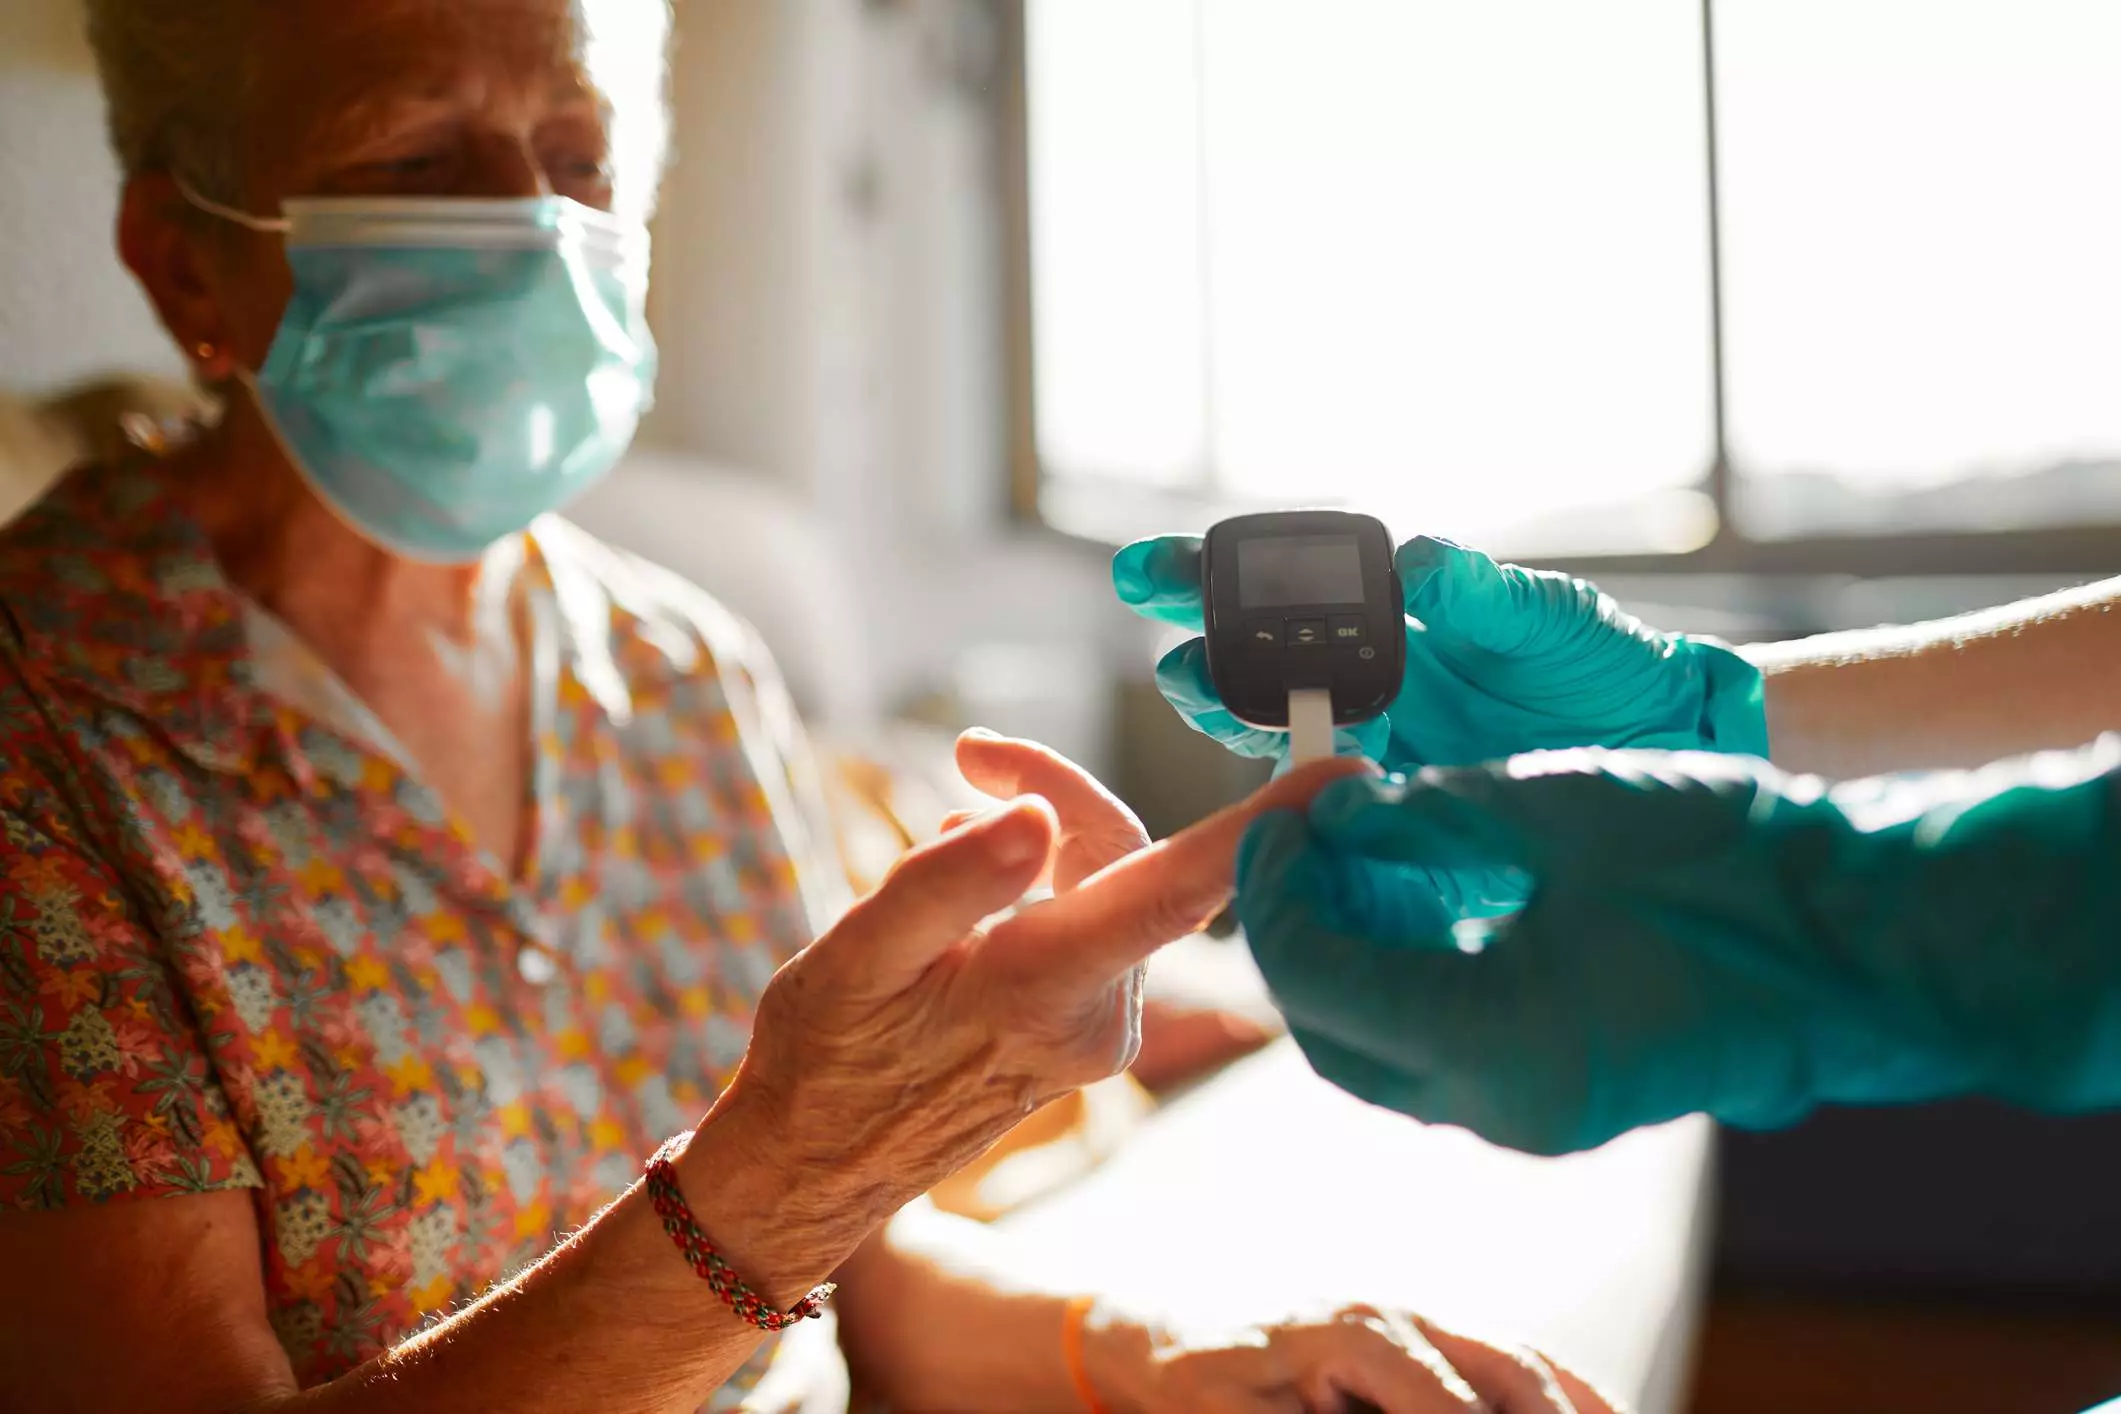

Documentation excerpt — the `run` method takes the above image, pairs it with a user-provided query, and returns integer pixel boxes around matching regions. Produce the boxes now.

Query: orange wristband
[1061,1295,1112,1414]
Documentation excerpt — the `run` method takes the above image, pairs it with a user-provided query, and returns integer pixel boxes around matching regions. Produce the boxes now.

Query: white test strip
[1287,687,1336,765]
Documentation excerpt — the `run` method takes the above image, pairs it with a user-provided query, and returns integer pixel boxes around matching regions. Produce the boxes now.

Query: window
[1019,0,2121,559]
[1718,0,2121,540]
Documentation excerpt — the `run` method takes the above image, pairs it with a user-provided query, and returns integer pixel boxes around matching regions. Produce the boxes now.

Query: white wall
[631,0,1140,769]
[0,0,184,393]
[644,0,1009,535]
[639,1,832,498]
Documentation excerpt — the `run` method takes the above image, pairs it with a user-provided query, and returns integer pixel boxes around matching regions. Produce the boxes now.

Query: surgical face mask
[182,182,658,563]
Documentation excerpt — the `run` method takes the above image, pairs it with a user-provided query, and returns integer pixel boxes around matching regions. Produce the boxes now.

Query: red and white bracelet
[644,1134,838,1332]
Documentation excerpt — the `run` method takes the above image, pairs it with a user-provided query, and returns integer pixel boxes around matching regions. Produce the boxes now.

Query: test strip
[1287,687,1335,765]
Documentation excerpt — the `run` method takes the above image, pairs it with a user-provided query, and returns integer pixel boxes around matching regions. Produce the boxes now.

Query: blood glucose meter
[1200,510,1404,762]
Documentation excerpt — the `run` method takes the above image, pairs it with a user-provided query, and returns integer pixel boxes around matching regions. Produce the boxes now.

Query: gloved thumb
[1111,535,1207,628]
[1396,536,1548,654]
[1306,770,1544,873]
[1318,750,1801,885]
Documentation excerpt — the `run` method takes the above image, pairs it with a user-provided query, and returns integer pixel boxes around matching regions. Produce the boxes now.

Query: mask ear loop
[168,177,289,424]
[172,175,292,234]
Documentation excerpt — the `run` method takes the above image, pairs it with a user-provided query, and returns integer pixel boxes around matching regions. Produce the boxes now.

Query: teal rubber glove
[1235,740,2121,1156]
[1114,534,1769,917]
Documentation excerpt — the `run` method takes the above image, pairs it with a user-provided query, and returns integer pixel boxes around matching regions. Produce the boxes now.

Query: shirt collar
[0,459,668,778]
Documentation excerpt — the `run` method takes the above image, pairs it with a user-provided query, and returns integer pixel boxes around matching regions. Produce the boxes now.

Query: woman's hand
[949,730,1280,1091]
[945,726,1159,894]
[684,740,1369,1305]
[1085,1304,1625,1414]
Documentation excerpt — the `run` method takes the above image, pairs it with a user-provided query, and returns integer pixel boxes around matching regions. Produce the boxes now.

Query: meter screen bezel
[1201,510,1403,730]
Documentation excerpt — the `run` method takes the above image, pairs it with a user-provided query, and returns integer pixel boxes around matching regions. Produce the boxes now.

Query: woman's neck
[180,399,498,653]
[171,397,535,871]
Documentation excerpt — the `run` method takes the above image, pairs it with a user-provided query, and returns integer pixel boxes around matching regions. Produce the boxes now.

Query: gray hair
[82,0,673,216]
[83,0,257,204]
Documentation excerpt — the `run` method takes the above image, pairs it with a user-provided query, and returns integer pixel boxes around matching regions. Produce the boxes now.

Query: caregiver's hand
[1113,535,1768,917]
[699,744,1368,1299]
[1084,1304,1624,1414]
[1236,742,2121,1157]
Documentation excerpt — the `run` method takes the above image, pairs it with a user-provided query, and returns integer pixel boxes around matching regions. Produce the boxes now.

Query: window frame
[996,0,2121,582]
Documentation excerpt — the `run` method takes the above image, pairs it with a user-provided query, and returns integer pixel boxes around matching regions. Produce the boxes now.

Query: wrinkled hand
[1114,534,1768,919]
[944,730,1280,1092]
[1087,1303,1624,1414]
[723,736,1368,1265]
[1237,742,2121,1156]
[940,727,1164,896]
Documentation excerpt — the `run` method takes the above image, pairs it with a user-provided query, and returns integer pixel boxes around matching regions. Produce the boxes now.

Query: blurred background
[5,1,2121,1409]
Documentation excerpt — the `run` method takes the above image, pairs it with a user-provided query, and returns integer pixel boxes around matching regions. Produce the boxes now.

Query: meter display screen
[1236,534,1365,608]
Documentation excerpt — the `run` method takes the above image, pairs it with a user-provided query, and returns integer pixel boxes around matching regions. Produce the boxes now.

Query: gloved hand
[1234,739,2121,1156]
[1113,534,1769,918]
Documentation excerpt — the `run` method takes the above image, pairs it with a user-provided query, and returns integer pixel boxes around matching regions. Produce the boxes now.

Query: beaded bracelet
[644,1134,838,1332]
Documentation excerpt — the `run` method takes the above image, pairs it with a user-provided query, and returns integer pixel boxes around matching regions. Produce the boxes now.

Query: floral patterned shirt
[0,459,835,1398]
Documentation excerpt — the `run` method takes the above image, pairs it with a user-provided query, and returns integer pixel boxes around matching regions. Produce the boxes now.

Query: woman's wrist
[672,1073,887,1311]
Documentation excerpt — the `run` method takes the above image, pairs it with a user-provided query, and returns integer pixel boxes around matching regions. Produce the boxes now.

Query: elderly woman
[0,2,1625,1411]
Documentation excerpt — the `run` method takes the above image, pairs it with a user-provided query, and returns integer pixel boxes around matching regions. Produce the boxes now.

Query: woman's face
[197,0,664,374]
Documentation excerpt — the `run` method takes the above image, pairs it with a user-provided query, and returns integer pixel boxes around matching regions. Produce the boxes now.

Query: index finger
[955,731,1149,891]
[1111,535,1206,628]
[993,756,1376,987]
[1416,1325,1575,1414]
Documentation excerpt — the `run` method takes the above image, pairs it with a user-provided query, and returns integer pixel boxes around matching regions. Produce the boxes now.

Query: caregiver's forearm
[832,1203,1106,1413]
[1750,576,2121,777]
